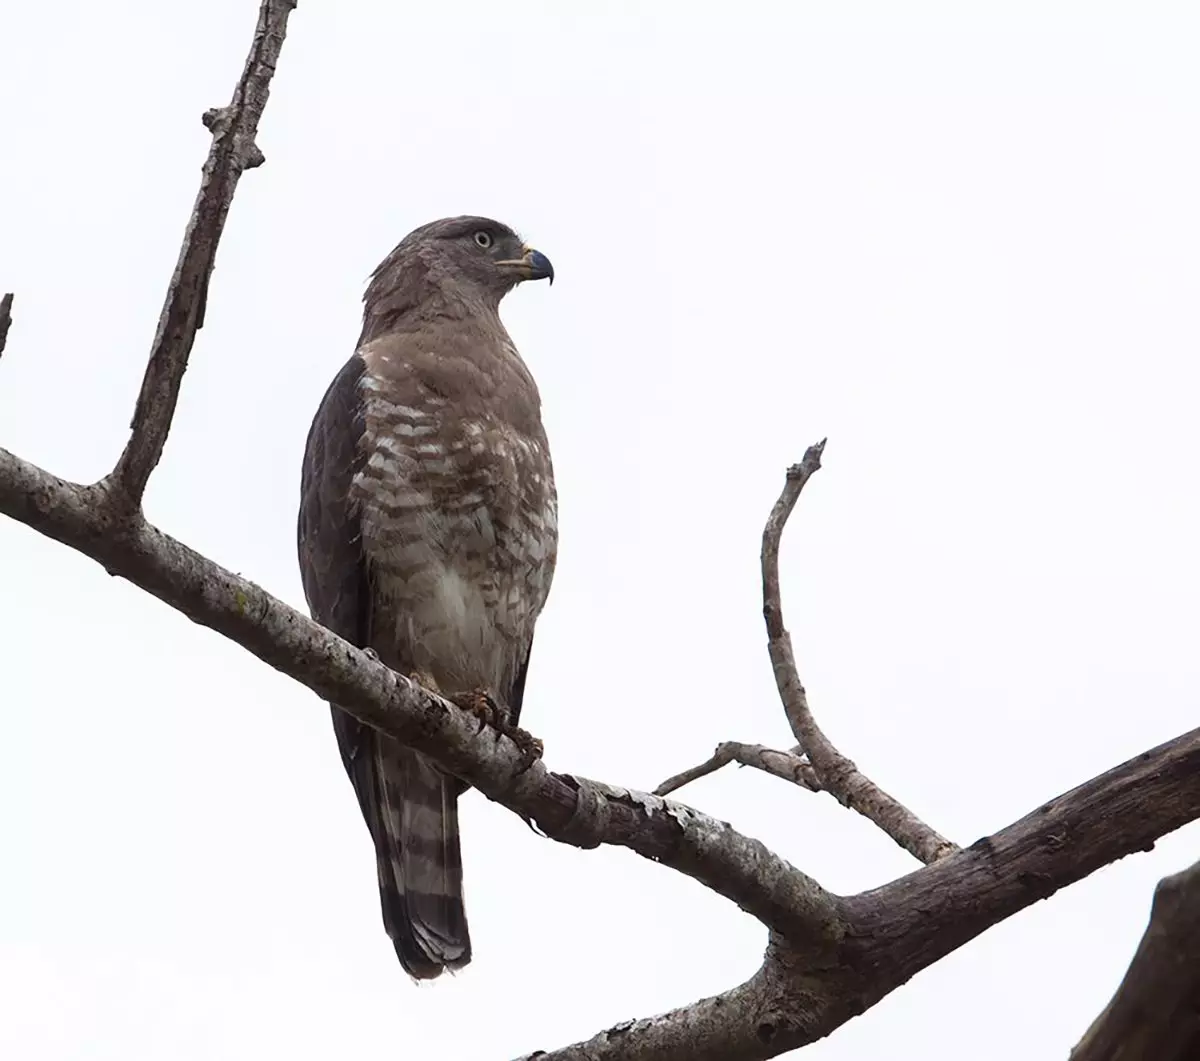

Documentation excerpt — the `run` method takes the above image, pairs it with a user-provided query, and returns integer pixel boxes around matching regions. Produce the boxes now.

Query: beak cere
[498,245,555,285]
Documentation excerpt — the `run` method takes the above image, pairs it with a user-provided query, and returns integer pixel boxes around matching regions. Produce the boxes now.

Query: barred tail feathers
[374,744,470,979]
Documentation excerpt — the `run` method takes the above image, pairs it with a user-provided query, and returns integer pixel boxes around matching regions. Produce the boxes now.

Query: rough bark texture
[1070,859,1200,1061]
[2,3,1199,1059]
[656,742,819,797]
[109,0,294,510]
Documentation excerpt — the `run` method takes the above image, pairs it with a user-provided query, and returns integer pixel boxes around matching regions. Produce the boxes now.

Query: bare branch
[1070,857,1200,1061]
[0,447,844,951]
[107,0,296,512]
[521,727,1200,1061]
[0,293,12,360]
[4,439,1200,1058]
[844,725,1200,976]
[655,742,818,797]
[4,8,1199,1059]
[514,970,789,1061]
[760,441,958,865]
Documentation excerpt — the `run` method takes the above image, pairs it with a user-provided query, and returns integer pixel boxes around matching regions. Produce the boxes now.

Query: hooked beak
[497,244,555,285]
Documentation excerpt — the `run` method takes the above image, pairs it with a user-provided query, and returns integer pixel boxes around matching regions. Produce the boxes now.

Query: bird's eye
[473,231,493,249]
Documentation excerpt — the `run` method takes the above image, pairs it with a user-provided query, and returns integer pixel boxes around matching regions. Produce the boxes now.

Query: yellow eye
[473,231,493,249]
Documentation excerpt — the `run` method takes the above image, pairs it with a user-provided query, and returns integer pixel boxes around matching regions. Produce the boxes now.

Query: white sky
[3,2,1199,1057]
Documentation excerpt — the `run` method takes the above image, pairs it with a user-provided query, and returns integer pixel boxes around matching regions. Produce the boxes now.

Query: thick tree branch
[519,727,1200,1061]
[1070,856,1200,1061]
[4,5,1200,1061]
[761,441,958,865]
[843,726,1200,979]
[655,742,818,797]
[108,0,295,511]
[0,448,844,951]
[6,415,1200,1061]
[7,433,1199,1061]
[0,293,12,360]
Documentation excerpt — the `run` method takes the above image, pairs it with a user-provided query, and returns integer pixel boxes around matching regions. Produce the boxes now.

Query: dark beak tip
[528,249,555,285]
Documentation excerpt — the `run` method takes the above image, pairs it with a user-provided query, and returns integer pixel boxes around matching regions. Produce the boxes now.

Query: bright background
[3,2,1198,1057]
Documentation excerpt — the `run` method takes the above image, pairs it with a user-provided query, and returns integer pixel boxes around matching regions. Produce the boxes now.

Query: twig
[107,0,296,512]
[0,447,844,951]
[761,441,958,865]
[0,293,12,360]
[522,727,1200,1061]
[1069,857,1200,1061]
[3,5,1199,1058]
[4,435,1200,1058]
[4,446,1200,1060]
[655,742,819,797]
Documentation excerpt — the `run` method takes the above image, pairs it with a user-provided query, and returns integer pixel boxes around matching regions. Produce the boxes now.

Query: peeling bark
[0,3,1197,1059]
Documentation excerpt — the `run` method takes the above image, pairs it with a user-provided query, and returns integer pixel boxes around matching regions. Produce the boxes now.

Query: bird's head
[365,215,553,325]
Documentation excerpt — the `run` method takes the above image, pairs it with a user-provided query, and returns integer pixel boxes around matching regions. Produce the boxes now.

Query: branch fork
[1,4,1197,1059]
[658,439,957,867]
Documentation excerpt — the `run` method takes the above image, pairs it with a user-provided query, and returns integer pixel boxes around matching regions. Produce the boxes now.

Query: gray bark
[1,2,1198,1058]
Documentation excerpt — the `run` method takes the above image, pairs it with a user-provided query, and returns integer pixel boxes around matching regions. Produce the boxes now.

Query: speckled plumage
[297,217,557,979]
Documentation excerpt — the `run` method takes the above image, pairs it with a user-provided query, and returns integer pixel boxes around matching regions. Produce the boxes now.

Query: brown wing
[297,355,468,979]
[297,354,373,814]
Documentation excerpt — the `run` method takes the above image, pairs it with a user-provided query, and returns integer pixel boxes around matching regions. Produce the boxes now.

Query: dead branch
[522,726,1200,1060]
[760,441,958,865]
[655,742,818,797]
[1070,856,1200,1061]
[0,448,844,949]
[3,5,1200,1061]
[107,0,295,513]
[0,293,13,360]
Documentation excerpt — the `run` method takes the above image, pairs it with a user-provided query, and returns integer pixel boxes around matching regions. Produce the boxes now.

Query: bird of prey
[296,216,558,979]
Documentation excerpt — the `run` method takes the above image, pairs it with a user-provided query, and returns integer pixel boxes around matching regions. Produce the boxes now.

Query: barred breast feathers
[348,330,557,692]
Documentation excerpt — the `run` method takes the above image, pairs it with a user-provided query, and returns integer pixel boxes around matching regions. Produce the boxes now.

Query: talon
[446,686,545,772]
[501,724,544,774]
[451,687,502,733]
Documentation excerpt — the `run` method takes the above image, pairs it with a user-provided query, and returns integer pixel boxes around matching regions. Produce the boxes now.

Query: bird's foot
[409,669,442,695]
[450,687,544,772]
[451,687,502,734]
[503,725,545,773]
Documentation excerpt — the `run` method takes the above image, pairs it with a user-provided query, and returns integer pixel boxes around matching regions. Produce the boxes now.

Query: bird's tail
[374,744,471,979]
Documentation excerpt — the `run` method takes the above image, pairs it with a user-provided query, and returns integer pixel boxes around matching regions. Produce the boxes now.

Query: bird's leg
[449,687,545,770]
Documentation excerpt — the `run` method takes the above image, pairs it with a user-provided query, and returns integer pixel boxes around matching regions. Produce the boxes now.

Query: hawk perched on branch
[297,216,558,979]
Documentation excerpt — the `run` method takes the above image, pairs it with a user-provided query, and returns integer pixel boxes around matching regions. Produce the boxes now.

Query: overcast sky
[3,2,1199,1058]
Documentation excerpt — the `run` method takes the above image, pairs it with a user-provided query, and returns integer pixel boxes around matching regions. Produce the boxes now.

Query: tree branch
[843,726,1200,979]
[0,293,12,360]
[761,441,958,865]
[107,0,296,512]
[6,377,1200,1061]
[0,447,844,951]
[518,727,1200,1061]
[1070,856,1200,1061]
[4,5,1200,1061]
[655,742,818,797]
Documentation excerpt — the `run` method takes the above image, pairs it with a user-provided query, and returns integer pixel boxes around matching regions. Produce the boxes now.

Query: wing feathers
[297,354,470,979]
